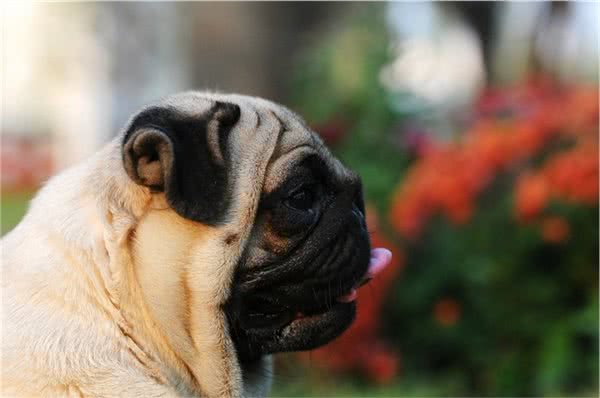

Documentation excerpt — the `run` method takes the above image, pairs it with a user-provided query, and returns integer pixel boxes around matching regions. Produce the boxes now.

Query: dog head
[121,92,388,377]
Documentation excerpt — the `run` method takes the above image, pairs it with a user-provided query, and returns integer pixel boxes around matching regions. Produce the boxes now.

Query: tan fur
[0,92,329,397]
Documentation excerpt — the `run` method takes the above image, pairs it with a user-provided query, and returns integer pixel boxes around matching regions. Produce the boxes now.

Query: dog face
[226,138,371,362]
[122,92,372,366]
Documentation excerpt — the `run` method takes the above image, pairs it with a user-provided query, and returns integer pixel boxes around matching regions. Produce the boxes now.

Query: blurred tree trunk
[449,1,496,82]
[529,1,570,79]
[183,2,350,103]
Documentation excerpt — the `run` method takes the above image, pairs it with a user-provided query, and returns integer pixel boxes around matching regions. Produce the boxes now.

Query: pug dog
[1,92,392,397]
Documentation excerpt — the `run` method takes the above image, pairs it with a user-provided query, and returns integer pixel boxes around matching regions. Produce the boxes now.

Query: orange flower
[514,173,550,222]
[541,216,570,244]
[543,144,599,205]
[469,124,513,171]
[364,346,399,384]
[391,80,598,238]
[433,298,461,327]
[390,194,427,239]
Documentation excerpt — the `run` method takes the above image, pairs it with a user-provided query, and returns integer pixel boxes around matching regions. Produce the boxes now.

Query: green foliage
[270,363,467,397]
[384,190,598,395]
[1,192,32,235]
[289,5,409,214]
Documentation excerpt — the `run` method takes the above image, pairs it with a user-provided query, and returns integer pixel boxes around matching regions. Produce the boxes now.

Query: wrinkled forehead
[231,94,357,192]
[158,91,355,188]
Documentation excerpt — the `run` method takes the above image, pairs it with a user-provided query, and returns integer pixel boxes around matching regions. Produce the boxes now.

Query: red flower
[541,216,570,244]
[313,118,350,147]
[433,298,462,327]
[391,80,598,238]
[364,344,400,384]
[514,173,550,222]
[543,143,599,205]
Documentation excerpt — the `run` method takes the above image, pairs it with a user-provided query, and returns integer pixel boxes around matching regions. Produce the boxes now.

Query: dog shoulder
[0,141,170,396]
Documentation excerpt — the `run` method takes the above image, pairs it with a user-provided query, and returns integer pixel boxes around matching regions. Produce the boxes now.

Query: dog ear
[122,102,241,225]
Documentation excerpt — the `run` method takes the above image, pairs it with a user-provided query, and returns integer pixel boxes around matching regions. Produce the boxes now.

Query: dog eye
[284,187,314,211]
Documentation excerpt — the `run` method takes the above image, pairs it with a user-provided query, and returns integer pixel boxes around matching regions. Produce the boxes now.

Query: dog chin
[267,300,357,352]
[227,290,359,363]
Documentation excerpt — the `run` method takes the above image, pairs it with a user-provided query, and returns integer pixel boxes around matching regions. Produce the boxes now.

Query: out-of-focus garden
[2,2,598,396]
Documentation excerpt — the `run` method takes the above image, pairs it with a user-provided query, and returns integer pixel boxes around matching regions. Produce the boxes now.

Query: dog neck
[93,139,253,396]
[128,207,245,396]
[24,138,251,396]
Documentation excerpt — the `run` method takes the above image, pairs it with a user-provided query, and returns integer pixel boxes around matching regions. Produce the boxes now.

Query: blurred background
[2,2,599,396]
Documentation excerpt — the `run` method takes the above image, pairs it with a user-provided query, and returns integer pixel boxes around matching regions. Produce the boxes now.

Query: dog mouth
[236,248,392,335]
[289,247,392,319]
[334,248,391,302]
[227,247,392,360]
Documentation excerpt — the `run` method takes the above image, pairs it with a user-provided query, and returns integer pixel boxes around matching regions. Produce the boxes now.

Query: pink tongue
[366,248,392,277]
[336,248,392,303]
